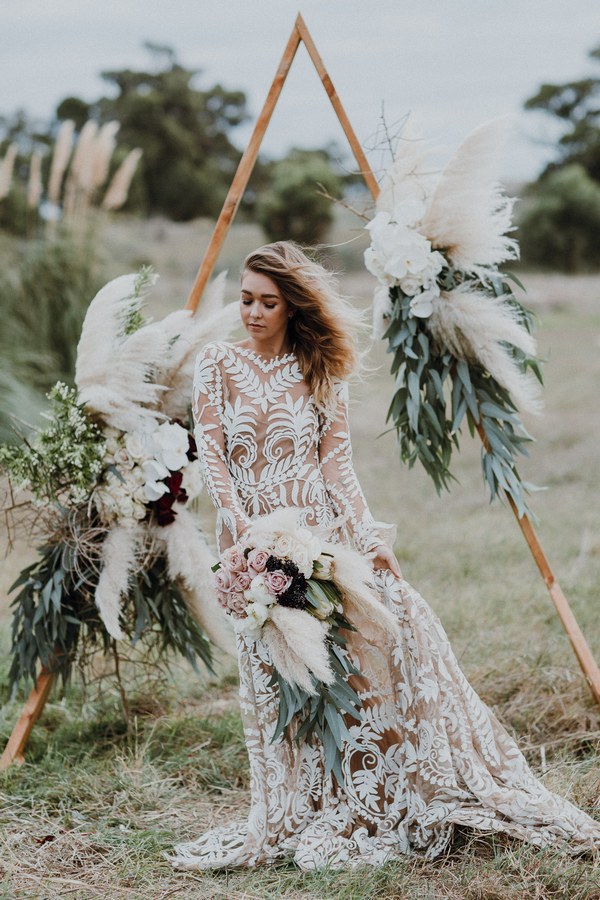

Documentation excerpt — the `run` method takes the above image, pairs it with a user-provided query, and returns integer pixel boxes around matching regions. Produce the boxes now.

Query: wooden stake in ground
[2,11,599,773]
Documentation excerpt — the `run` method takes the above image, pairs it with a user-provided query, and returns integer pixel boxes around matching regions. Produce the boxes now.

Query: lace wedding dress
[171,341,600,871]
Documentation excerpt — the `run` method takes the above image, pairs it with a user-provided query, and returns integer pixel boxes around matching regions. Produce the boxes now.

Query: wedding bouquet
[212,510,400,783]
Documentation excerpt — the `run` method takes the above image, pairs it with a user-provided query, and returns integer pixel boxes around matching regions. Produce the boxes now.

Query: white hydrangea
[364,204,445,321]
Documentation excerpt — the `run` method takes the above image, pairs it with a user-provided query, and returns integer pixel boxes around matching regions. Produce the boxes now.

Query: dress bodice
[192,341,392,553]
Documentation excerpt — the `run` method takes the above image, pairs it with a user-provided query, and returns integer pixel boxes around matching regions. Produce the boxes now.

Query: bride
[170,241,600,871]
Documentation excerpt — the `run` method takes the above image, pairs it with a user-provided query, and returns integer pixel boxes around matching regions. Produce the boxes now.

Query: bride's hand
[371,545,403,579]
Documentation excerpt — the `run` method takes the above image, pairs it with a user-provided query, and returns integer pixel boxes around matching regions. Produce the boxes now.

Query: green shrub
[518,164,600,272]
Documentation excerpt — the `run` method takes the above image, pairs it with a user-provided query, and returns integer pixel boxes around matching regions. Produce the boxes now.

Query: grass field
[0,218,599,898]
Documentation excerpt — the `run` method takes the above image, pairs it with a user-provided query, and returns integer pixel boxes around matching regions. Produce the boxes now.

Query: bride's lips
[248,323,264,329]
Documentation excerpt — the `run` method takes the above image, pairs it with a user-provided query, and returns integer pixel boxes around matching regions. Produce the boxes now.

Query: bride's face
[240,270,290,344]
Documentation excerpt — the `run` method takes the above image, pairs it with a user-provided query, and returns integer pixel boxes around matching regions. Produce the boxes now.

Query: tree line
[1,39,599,270]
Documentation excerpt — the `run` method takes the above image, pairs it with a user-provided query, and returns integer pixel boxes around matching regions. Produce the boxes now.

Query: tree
[524,44,600,182]
[56,44,249,220]
[255,148,344,244]
[518,164,600,272]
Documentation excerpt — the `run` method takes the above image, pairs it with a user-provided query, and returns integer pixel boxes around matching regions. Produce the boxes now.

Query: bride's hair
[242,241,362,409]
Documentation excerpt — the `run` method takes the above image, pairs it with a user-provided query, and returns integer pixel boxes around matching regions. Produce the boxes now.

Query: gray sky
[2,0,599,181]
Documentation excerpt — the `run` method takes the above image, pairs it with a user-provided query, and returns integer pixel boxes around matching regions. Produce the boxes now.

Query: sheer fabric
[171,341,600,871]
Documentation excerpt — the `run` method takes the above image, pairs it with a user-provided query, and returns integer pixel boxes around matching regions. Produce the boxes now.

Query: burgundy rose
[165,470,187,504]
[264,569,293,595]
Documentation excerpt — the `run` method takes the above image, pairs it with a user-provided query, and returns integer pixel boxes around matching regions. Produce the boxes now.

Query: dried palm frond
[153,272,239,418]
[27,151,43,210]
[429,286,542,415]
[75,272,170,429]
[270,604,334,686]
[421,118,519,270]
[90,121,120,194]
[0,143,18,199]
[160,507,236,655]
[48,120,75,205]
[102,148,143,211]
[262,622,316,694]
[95,525,142,639]
[69,120,98,194]
[376,124,436,215]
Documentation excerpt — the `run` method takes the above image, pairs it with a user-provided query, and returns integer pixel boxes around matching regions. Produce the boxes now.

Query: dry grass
[0,220,599,898]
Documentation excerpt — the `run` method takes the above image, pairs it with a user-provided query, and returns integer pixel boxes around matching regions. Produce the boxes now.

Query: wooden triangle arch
[2,14,599,772]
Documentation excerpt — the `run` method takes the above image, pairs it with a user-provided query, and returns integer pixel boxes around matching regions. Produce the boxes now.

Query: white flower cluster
[94,420,200,527]
[364,198,445,319]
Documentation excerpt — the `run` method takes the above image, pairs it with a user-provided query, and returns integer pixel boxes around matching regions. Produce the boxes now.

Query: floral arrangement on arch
[0,269,238,693]
[212,508,400,784]
[364,118,544,517]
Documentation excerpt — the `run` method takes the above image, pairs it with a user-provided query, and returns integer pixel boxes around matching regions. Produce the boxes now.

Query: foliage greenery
[383,272,543,518]
[8,535,213,695]
[271,588,362,786]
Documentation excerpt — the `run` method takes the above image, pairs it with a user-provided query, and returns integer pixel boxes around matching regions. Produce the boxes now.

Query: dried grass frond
[0,142,18,199]
[102,148,143,211]
[47,119,75,205]
[90,121,120,194]
[27,151,43,210]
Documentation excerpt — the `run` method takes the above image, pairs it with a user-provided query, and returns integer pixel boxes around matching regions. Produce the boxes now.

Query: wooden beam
[0,669,54,770]
[185,20,302,312]
[295,14,380,199]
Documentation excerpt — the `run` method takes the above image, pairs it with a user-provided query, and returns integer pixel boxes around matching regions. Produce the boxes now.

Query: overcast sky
[2,0,599,181]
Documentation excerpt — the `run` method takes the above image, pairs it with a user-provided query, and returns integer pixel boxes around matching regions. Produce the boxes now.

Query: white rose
[273,533,294,559]
[113,447,135,470]
[399,274,424,296]
[234,602,270,637]
[124,431,149,461]
[246,574,277,607]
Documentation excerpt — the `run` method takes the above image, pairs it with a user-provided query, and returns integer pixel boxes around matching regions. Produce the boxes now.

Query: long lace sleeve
[318,381,397,555]
[192,345,251,553]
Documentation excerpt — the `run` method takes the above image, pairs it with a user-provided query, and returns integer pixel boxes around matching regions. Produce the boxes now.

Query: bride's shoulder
[195,340,230,364]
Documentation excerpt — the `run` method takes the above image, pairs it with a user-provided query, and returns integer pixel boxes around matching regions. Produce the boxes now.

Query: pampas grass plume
[0,143,18,200]
[91,121,120,193]
[102,148,143,211]
[95,525,142,640]
[27,151,43,209]
[48,119,75,205]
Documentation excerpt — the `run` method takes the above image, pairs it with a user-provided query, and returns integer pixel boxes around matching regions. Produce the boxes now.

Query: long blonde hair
[242,242,362,409]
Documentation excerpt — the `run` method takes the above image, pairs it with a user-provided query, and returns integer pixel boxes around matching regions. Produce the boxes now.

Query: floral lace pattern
[171,341,600,871]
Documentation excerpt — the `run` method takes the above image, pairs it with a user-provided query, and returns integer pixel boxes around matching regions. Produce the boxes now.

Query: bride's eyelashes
[241,299,277,309]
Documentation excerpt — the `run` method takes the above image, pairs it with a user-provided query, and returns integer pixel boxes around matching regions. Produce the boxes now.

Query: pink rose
[227,591,247,616]
[247,548,269,576]
[231,571,252,593]
[214,568,232,591]
[216,590,229,609]
[220,545,247,573]
[264,569,293,596]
